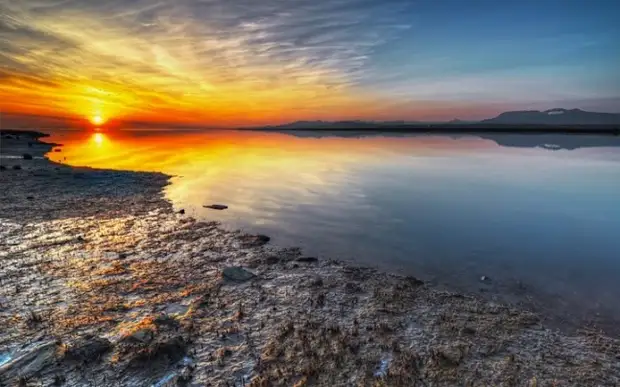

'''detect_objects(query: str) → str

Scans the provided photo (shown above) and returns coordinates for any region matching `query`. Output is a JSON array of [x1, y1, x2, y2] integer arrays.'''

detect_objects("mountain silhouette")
[[481, 108, 620, 126], [260, 109, 619, 130]]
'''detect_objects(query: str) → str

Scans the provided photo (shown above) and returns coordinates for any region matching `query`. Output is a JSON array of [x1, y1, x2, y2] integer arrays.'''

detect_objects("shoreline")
[[1, 130, 619, 385]]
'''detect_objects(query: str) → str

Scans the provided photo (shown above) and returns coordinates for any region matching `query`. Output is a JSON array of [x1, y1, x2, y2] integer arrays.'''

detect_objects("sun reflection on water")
[[92, 132, 105, 145]]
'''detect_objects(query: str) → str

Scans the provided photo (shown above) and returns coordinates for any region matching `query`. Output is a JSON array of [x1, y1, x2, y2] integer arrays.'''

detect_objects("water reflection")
[[92, 132, 105, 146], [271, 129, 620, 150], [46, 129, 620, 331]]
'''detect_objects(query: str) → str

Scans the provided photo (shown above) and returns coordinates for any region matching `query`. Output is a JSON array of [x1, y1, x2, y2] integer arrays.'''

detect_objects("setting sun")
[[91, 115, 105, 125]]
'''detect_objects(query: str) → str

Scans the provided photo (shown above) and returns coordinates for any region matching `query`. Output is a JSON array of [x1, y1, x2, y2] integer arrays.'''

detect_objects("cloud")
[[0, 0, 411, 123]]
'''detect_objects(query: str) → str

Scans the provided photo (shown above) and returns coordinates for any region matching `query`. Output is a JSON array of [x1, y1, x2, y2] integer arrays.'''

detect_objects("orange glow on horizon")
[[0, 7, 454, 127]]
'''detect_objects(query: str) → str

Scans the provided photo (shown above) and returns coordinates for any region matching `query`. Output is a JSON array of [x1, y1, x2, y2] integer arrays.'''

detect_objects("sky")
[[1, 0, 619, 127]]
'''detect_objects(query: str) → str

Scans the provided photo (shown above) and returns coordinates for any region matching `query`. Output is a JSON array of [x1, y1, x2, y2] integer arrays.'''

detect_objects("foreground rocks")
[[1, 209, 618, 386]]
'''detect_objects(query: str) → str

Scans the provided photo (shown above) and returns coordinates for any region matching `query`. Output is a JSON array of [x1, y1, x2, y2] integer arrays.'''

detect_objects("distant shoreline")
[[2, 125, 620, 137], [252, 125, 620, 135], [0, 129, 50, 138]]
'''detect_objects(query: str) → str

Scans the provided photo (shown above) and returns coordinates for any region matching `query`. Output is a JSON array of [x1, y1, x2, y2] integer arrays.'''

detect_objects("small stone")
[[405, 276, 424, 286], [128, 328, 154, 343], [345, 282, 362, 293], [26, 196, 34, 200], [65, 336, 111, 363], [239, 234, 270, 248], [435, 345, 463, 366], [12, 165, 21, 170], [264, 256, 280, 265], [296, 257, 318, 263], [178, 209, 185, 214], [22, 153, 33, 160], [310, 276, 324, 287], [222, 266, 256, 282], [53, 374, 66, 386], [0, 165, 6, 171], [480, 276, 489, 282], [203, 204, 228, 210]]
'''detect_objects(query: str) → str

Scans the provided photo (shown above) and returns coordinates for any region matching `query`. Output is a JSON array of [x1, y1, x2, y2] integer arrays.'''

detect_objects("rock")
[[22, 153, 33, 160], [65, 336, 112, 363], [136, 329, 156, 343], [345, 282, 363, 293], [222, 266, 256, 282], [434, 345, 464, 367], [460, 326, 476, 335], [0, 340, 60, 379], [239, 234, 270, 248], [178, 209, 185, 214], [26, 196, 34, 200], [203, 204, 228, 210], [264, 256, 280, 265], [480, 275, 490, 282], [12, 165, 21, 170], [310, 276, 324, 287], [405, 276, 424, 287], [0, 165, 5, 171], [296, 257, 318, 263]]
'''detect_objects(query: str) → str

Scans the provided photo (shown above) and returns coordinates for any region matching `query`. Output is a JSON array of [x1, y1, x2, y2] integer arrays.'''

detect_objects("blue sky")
[[364, 0, 620, 107]]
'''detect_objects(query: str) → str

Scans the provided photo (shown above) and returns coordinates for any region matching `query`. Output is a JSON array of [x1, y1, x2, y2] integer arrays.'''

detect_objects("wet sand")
[[1, 130, 618, 386]]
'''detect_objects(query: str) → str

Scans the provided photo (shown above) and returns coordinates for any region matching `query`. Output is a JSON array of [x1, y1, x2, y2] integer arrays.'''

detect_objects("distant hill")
[[481, 109, 620, 126], [260, 120, 442, 130], [251, 108, 620, 133]]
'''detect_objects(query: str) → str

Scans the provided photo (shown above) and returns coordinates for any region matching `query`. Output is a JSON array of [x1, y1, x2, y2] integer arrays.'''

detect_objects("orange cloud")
[[0, 0, 412, 126]]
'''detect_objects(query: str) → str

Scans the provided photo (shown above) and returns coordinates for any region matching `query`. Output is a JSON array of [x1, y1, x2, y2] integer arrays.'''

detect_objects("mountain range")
[[258, 109, 620, 130], [481, 108, 620, 126]]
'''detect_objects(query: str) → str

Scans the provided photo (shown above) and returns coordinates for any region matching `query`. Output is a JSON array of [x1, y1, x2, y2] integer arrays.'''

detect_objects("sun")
[[91, 115, 105, 125]]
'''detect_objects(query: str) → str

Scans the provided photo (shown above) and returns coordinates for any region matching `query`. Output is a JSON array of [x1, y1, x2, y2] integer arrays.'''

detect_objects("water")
[[0, 352, 11, 367], [46, 129, 620, 330]]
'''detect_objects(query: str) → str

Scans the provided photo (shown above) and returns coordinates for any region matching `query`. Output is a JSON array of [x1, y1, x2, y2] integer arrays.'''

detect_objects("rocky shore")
[[0, 131, 618, 386]]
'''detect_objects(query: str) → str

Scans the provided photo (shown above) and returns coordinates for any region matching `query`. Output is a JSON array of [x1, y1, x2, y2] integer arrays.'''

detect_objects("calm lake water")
[[47, 129, 620, 331]]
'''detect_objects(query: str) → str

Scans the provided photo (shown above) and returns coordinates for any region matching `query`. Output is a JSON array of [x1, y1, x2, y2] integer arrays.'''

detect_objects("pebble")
[[203, 204, 228, 210]]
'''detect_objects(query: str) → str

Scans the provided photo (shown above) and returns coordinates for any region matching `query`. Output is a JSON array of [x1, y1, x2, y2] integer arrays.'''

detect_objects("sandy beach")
[[0, 130, 618, 386]]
